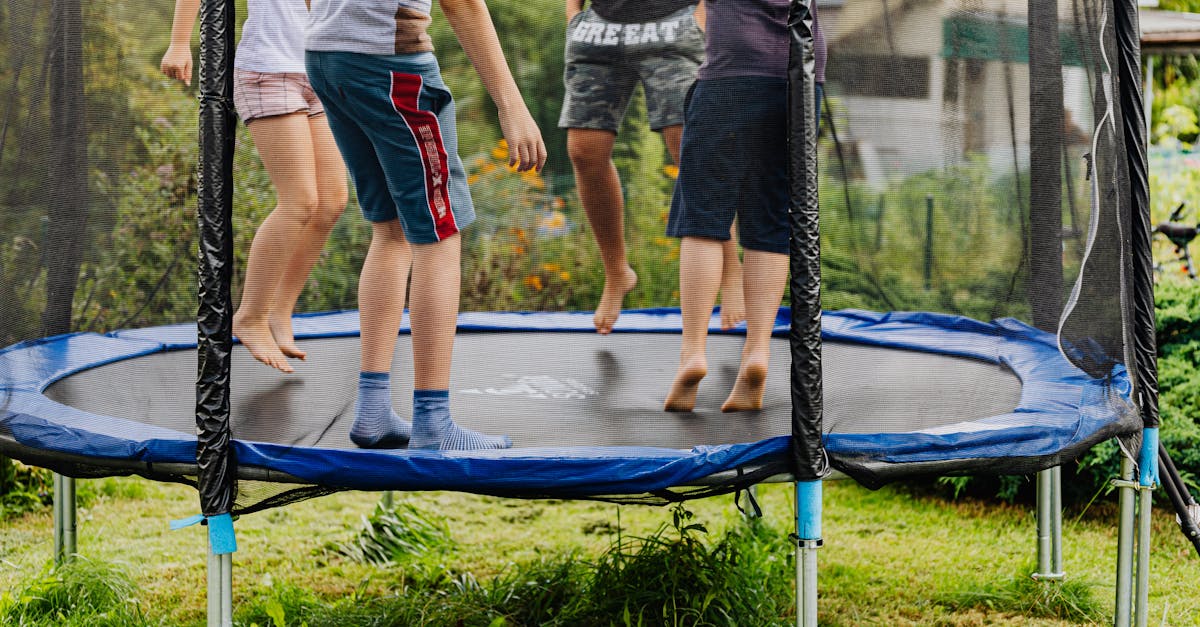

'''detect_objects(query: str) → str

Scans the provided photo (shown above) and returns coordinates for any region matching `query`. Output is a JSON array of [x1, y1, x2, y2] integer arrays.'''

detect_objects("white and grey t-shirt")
[[306, 0, 435, 55]]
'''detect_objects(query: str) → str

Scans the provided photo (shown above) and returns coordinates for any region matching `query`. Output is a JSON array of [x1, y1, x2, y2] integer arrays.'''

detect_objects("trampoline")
[[0, 308, 1138, 506], [0, 0, 1186, 623]]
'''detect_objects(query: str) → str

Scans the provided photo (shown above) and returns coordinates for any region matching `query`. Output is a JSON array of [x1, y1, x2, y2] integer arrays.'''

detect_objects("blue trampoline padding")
[[0, 309, 1132, 494]]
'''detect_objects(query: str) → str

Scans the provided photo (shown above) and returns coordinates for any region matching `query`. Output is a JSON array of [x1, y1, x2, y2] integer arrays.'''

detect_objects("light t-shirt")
[[306, 0, 435, 56], [236, 0, 309, 73]]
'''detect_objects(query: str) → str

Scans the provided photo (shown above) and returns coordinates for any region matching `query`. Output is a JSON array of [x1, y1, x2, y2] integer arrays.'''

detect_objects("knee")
[[566, 138, 612, 175], [280, 188, 321, 225], [314, 189, 348, 231]]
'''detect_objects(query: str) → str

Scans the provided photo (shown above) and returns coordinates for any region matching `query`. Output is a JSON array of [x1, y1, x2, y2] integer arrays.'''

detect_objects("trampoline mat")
[[44, 332, 1022, 451]]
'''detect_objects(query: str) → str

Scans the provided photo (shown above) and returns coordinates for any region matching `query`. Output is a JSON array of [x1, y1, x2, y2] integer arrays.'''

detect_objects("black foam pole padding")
[[196, 0, 237, 518], [1114, 0, 1158, 429], [787, 0, 829, 481]]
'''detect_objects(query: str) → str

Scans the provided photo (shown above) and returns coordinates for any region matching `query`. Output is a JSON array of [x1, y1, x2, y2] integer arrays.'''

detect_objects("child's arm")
[[439, 0, 547, 173], [161, 0, 202, 86], [565, 0, 585, 23]]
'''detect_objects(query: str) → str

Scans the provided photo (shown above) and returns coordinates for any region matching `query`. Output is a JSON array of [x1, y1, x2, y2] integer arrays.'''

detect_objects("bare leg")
[[718, 234, 745, 329], [359, 220, 412, 374], [407, 233, 510, 449], [269, 114, 348, 360], [722, 249, 788, 412], [233, 113, 320, 373], [664, 236, 723, 411], [662, 124, 744, 330], [407, 234, 460, 390], [568, 128, 638, 334]]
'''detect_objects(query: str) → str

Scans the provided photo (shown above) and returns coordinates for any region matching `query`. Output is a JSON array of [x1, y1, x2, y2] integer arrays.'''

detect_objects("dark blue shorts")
[[306, 51, 474, 243], [667, 76, 789, 254]]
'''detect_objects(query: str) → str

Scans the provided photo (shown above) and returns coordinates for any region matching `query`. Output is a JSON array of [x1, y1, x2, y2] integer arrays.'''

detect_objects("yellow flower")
[[539, 211, 566, 231], [559, 271, 571, 281], [492, 139, 509, 161], [541, 262, 562, 273], [663, 164, 680, 179], [467, 174, 480, 186], [521, 168, 546, 188]]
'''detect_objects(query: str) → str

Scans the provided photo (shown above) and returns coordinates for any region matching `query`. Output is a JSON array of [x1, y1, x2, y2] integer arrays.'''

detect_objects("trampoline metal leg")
[[1135, 486, 1152, 627], [1033, 466, 1064, 580], [795, 480, 821, 627], [1114, 457, 1136, 627], [52, 473, 76, 566], [207, 547, 233, 627]]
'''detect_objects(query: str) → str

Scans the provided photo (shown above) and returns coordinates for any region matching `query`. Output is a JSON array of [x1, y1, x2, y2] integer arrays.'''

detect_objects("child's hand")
[[498, 106, 547, 173], [161, 44, 194, 86]]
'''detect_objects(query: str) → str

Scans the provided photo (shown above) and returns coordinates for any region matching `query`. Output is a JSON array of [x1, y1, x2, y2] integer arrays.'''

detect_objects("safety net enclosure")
[[0, 0, 1153, 516]]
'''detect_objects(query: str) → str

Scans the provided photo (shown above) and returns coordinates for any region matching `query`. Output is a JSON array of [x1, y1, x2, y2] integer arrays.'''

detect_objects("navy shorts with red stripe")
[[306, 50, 474, 243]]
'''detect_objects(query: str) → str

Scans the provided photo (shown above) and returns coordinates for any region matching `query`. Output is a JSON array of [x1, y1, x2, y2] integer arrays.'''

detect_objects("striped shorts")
[[232, 69, 325, 124], [305, 50, 474, 243]]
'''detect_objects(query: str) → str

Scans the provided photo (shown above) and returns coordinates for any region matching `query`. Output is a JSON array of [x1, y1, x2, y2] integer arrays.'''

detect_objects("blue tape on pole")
[[796, 480, 822, 539], [170, 513, 205, 531], [1140, 427, 1159, 487], [207, 513, 237, 555]]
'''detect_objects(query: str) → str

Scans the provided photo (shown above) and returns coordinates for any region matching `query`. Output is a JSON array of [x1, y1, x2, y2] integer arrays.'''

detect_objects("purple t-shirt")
[[699, 0, 826, 82], [588, 0, 697, 24]]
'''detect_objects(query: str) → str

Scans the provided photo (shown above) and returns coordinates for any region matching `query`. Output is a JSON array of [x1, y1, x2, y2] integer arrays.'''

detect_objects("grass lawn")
[[2, 477, 1199, 625]]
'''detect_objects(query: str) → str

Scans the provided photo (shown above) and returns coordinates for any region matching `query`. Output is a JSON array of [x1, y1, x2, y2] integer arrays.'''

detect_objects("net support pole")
[[1134, 428, 1158, 627], [1112, 431, 1157, 627], [787, 0, 826, 620], [52, 474, 76, 566], [795, 481, 821, 627], [197, 0, 238, 624], [207, 549, 233, 627]]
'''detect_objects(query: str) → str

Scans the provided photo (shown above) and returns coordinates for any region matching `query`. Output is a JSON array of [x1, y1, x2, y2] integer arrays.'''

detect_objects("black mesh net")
[[0, 0, 1150, 514]]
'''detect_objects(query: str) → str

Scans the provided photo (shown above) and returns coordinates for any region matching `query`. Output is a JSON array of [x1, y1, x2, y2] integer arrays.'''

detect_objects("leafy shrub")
[[0, 458, 52, 519]]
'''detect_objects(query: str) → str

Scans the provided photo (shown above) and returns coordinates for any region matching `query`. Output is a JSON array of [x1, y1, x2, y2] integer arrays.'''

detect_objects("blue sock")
[[350, 371, 412, 448], [409, 389, 512, 451]]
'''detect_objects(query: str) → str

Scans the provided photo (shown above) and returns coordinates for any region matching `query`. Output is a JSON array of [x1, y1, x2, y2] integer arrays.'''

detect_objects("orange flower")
[[521, 168, 546, 188], [559, 271, 571, 281], [467, 174, 480, 186], [492, 139, 509, 161], [523, 275, 544, 291], [663, 164, 680, 179], [541, 262, 562, 273]]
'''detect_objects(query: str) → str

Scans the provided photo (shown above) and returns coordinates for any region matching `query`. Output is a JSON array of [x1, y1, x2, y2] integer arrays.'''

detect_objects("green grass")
[[2, 479, 1199, 625]]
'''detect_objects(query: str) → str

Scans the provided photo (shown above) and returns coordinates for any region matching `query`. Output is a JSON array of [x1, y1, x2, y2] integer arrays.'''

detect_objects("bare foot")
[[719, 292, 745, 331], [594, 266, 638, 335], [270, 315, 307, 360], [233, 313, 294, 373], [721, 356, 768, 412], [664, 356, 707, 412]]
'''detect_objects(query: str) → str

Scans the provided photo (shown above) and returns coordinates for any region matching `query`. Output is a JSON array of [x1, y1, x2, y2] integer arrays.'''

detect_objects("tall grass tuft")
[[282, 503, 794, 626], [935, 564, 1106, 623], [330, 500, 456, 565], [0, 557, 152, 626]]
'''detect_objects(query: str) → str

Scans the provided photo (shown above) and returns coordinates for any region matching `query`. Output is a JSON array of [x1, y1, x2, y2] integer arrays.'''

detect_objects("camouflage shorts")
[[558, 5, 704, 132]]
